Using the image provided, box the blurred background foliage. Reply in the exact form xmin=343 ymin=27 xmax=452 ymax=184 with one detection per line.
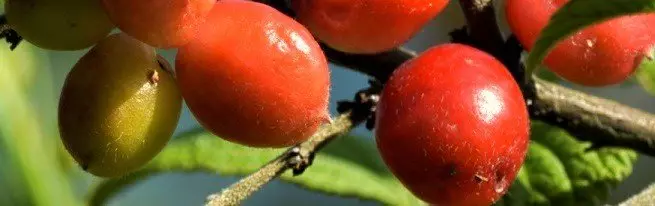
xmin=2 ymin=1 xmax=655 ymax=206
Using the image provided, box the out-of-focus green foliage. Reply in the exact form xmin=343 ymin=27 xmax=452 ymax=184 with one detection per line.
xmin=0 ymin=41 xmax=79 ymax=206
xmin=636 ymin=48 xmax=655 ymax=95
xmin=89 ymin=130 xmax=424 ymax=206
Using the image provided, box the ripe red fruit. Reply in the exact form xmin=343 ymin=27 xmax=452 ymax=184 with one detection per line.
xmin=292 ymin=0 xmax=449 ymax=54
xmin=176 ymin=0 xmax=330 ymax=148
xmin=375 ymin=44 xmax=530 ymax=205
xmin=506 ymin=0 xmax=655 ymax=86
xmin=101 ymin=0 xmax=215 ymax=48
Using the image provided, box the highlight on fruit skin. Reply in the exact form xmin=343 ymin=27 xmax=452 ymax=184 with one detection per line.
xmin=292 ymin=0 xmax=449 ymax=54
xmin=4 ymin=0 xmax=114 ymax=50
xmin=101 ymin=0 xmax=215 ymax=48
xmin=506 ymin=0 xmax=655 ymax=86
xmin=375 ymin=44 xmax=530 ymax=205
xmin=58 ymin=33 xmax=182 ymax=177
xmin=176 ymin=0 xmax=331 ymax=148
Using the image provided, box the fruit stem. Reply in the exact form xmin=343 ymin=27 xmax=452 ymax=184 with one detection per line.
xmin=205 ymin=88 xmax=377 ymax=206
xmin=0 ymin=15 xmax=23 ymax=50
xmin=320 ymin=44 xmax=417 ymax=83
xmin=527 ymin=78 xmax=655 ymax=156
xmin=204 ymin=112 xmax=359 ymax=206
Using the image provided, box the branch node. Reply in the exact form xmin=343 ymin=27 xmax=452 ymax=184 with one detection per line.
xmin=0 ymin=15 xmax=23 ymax=50
xmin=449 ymin=26 xmax=474 ymax=46
xmin=347 ymin=82 xmax=382 ymax=129
xmin=286 ymin=145 xmax=315 ymax=176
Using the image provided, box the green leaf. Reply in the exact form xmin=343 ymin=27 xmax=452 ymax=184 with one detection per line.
xmin=636 ymin=48 xmax=655 ymax=95
xmin=88 ymin=129 xmax=423 ymax=206
xmin=0 ymin=42 xmax=79 ymax=206
xmin=525 ymin=0 xmax=655 ymax=77
xmin=496 ymin=121 xmax=637 ymax=206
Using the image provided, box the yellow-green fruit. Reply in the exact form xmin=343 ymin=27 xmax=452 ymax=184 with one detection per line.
xmin=5 ymin=0 xmax=113 ymax=50
xmin=58 ymin=33 xmax=182 ymax=177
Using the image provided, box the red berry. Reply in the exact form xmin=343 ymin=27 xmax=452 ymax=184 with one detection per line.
xmin=375 ymin=44 xmax=530 ymax=205
xmin=176 ymin=0 xmax=330 ymax=148
xmin=101 ymin=0 xmax=215 ymax=48
xmin=292 ymin=0 xmax=449 ymax=54
xmin=506 ymin=0 xmax=655 ymax=86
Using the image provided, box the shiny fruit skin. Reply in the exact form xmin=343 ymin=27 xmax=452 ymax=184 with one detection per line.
xmin=506 ymin=0 xmax=655 ymax=86
xmin=375 ymin=44 xmax=530 ymax=205
xmin=58 ymin=33 xmax=182 ymax=177
xmin=5 ymin=0 xmax=113 ymax=50
xmin=292 ymin=0 xmax=448 ymax=54
xmin=176 ymin=0 xmax=330 ymax=148
xmin=101 ymin=0 xmax=214 ymax=48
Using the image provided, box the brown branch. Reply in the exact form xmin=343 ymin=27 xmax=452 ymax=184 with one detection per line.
xmin=205 ymin=112 xmax=363 ymax=206
xmin=457 ymin=0 xmax=505 ymax=58
xmin=205 ymin=156 xmax=287 ymax=206
xmin=204 ymin=87 xmax=379 ymax=206
xmin=320 ymin=45 xmax=416 ymax=83
xmin=325 ymin=48 xmax=400 ymax=80
xmin=529 ymin=78 xmax=655 ymax=156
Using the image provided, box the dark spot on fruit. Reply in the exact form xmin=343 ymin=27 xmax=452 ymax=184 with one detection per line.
xmin=474 ymin=174 xmax=488 ymax=183
xmin=448 ymin=163 xmax=458 ymax=176
xmin=69 ymin=23 xmax=78 ymax=28
xmin=78 ymin=153 xmax=93 ymax=171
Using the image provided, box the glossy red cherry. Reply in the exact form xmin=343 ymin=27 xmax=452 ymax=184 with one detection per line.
xmin=176 ymin=0 xmax=330 ymax=148
xmin=506 ymin=0 xmax=655 ymax=86
xmin=292 ymin=0 xmax=449 ymax=54
xmin=375 ymin=44 xmax=530 ymax=205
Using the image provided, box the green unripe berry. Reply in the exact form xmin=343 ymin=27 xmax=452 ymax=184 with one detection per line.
xmin=5 ymin=0 xmax=113 ymax=50
xmin=58 ymin=33 xmax=182 ymax=177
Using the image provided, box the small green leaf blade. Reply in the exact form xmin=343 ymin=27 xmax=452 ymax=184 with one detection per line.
xmin=497 ymin=121 xmax=637 ymax=206
xmin=88 ymin=129 xmax=422 ymax=206
xmin=636 ymin=48 xmax=655 ymax=95
xmin=525 ymin=0 xmax=655 ymax=76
